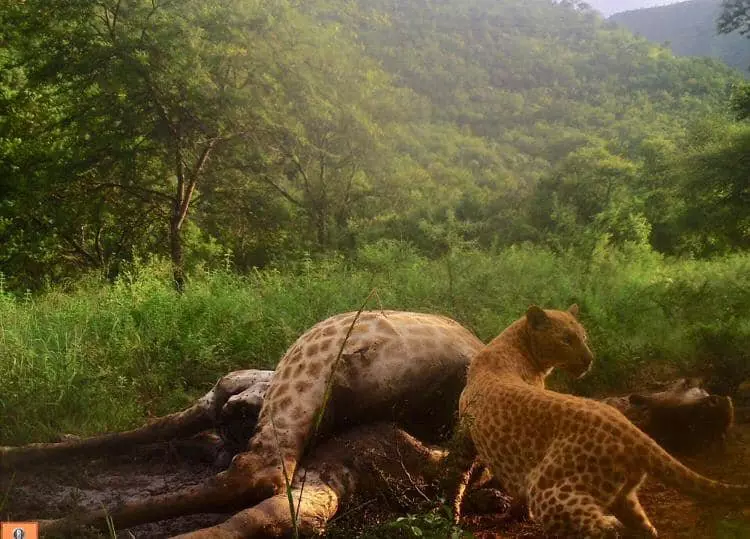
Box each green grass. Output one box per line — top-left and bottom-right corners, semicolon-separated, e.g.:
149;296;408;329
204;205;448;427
3;240;750;444
357;507;471;538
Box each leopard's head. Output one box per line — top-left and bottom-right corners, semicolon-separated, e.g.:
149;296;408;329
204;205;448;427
525;304;594;379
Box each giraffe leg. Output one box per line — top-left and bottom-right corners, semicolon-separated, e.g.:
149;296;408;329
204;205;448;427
39;423;448;538
222;391;329;498
176;423;450;539
441;420;479;524
0;369;272;470
171;475;341;539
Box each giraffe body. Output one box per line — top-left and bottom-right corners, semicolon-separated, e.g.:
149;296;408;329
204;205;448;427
460;306;750;538
225;310;484;496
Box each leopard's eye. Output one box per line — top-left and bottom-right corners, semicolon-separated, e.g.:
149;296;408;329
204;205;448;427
563;332;575;345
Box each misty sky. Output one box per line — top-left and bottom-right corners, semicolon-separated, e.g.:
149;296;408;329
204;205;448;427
586;0;685;17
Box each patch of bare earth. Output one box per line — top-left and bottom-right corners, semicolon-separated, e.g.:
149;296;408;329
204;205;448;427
632;419;750;539
0;434;230;538
3;422;750;538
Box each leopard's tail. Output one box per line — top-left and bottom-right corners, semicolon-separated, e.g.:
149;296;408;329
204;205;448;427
638;427;750;503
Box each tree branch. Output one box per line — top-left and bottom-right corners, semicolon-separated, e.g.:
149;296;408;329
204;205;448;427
175;140;216;231
57;229;100;268
291;154;313;198
90;182;173;203
259;175;305;209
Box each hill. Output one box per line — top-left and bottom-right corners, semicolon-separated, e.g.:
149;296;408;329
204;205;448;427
318;0;743;247
0;0;746;289
588;0;681;17
337;0;738;146
610;0;750;72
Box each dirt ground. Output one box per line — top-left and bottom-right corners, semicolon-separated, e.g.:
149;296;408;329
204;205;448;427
3;420;750;538
0;434;231;538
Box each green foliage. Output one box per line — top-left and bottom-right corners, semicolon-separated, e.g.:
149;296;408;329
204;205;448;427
4;243;750;444
0;0;747;289
720;0;750;37
730;80;750;119
533;142;650;253
3;4;750;534
1;0;292;285
355;506;472;538
654;117;750;256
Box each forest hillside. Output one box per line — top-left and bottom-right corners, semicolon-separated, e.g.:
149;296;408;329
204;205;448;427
2;0;750;424
610;0;750;72
1;0;747;291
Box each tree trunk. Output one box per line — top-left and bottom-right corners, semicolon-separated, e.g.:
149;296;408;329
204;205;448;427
169;139;213;292
314;212;328;247
170;210;186;292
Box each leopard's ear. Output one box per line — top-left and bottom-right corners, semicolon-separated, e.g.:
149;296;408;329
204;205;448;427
568;304;580;318
526;305;550;329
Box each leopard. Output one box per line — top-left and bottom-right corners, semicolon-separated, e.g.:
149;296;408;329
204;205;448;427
459;304;750;538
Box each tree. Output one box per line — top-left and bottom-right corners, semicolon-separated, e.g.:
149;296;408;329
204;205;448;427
254;20;399;249
672;119;750;255
532;144;648;252
718;0;750;37
0;0;744;290
4;0;291;289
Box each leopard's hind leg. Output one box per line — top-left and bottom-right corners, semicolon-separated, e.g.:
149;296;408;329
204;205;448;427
528;478;624;539
609;474;657;538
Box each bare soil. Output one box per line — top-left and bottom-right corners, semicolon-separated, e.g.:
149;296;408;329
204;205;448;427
0;434;230;538
3;421;750;538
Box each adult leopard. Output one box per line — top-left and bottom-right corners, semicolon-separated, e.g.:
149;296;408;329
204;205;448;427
459;305;750;538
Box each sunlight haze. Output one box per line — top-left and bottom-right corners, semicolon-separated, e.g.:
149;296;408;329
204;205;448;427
587;0;685;16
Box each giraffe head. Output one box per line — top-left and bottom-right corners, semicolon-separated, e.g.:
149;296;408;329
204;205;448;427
525;304;593;379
